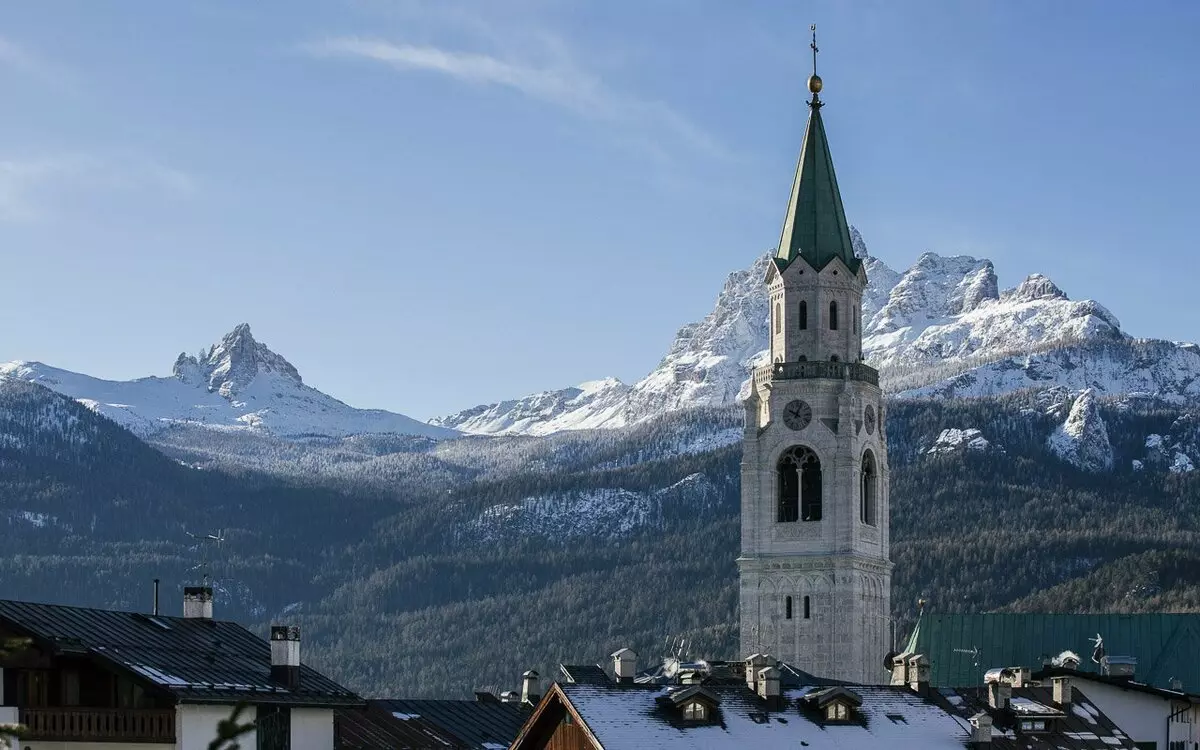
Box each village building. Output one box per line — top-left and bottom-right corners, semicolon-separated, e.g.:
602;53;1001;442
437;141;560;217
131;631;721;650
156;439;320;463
0;588;361;750
509;649;1140;749
334;696;526;750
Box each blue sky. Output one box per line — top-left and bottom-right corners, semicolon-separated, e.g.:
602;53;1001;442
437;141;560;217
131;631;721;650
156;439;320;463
1;0;1198;419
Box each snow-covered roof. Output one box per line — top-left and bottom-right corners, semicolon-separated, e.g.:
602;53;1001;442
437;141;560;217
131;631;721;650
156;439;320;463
557;683;970;749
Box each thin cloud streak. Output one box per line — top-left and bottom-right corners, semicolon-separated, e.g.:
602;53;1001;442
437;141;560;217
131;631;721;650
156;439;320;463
0;155;197;222
303;36;729;162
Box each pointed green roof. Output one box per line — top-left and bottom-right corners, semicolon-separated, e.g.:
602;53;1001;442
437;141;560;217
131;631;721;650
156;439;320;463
775;100;860;273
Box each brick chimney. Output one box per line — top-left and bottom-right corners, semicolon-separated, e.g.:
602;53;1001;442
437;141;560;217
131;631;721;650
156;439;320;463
612;648;638;684
183;586;213;619
1052;676;1072;707
521;670;540;705
270;626;301;690
969;711;993;745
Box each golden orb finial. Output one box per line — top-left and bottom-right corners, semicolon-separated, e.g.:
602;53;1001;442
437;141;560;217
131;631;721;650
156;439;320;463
808;74;823;94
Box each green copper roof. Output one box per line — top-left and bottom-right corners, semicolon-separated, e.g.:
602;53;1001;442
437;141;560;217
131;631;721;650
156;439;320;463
776;101;860;273
913;613;1200;692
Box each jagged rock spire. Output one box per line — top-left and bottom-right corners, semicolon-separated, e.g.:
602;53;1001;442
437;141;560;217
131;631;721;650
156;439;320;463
775;29;859;274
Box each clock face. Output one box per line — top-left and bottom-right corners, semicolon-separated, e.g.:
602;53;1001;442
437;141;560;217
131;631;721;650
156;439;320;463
783;400;812;431
864;404;877;435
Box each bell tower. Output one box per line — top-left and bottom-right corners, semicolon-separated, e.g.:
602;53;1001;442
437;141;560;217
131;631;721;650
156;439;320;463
737;27;891;684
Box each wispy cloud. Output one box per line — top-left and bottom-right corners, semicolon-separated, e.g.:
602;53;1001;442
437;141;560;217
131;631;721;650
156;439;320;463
0;35;73;87
301;34;727;162
0;155;196;222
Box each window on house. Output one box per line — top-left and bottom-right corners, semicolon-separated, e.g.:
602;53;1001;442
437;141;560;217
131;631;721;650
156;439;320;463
777;446;822;522
830;355;840;362
61;669;80;707
804;596;811;620
825;702;849;721
785;596;793;620
1020;720;1047;732
799;301;808;330
16;670;50;707
860;451;877;527
775;302;781;334
829;301;839;330
683;702;708;721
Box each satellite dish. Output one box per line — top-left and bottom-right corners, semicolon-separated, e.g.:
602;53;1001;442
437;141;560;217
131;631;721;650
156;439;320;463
883;650;900;672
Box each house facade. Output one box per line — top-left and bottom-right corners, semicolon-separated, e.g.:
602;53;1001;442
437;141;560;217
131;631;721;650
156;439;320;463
0;590;361;750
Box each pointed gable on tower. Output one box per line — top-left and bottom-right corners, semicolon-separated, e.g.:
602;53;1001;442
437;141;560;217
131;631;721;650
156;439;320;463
774;87;859;274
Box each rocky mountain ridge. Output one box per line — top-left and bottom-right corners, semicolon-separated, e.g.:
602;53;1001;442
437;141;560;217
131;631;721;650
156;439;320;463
435;228;1200;436
0;325;452;440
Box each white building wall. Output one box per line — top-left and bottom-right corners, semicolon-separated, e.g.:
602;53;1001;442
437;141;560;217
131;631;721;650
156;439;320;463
177;704;257;750
1075;682;1183;749
290;708;334;750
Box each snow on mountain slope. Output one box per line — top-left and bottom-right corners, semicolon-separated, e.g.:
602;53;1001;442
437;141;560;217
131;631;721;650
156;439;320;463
436;228;1200;435
0;324;454;440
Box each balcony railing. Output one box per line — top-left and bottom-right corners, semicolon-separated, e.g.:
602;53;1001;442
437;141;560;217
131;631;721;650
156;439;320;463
755;360;880;386
19;708;176;744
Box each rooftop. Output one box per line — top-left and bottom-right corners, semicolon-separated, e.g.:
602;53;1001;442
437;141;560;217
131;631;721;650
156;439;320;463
0;597;361;707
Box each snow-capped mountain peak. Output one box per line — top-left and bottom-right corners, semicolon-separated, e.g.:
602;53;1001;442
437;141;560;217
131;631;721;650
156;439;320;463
435;227;1200;434
2;325;453;440
173;323;302;397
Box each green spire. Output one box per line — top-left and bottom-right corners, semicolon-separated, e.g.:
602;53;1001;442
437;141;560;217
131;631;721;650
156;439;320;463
775;27;859;273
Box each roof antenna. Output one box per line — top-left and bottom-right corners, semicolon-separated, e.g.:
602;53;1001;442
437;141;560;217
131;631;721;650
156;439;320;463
152;578;160;616
1090;633;1106;665
185;528;226;587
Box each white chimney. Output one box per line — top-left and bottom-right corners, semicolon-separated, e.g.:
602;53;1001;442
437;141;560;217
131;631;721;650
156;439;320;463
1052;676;1072;707
499;691;520;703
183;585;213;619
521;670;540;704
969;711;993;745
270;625;301;690
757;666;781;700
889;652;909;686
612;648;638;683
907;654;930;695
744;654;772;692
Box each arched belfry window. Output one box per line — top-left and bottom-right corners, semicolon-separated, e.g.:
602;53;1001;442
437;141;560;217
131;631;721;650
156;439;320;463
785;596;793;620
860;450;878;526
853;308;858;334
799;301;808;330
775;302;781;334
829;301;839;331
803;595;811;619
777;446;822;523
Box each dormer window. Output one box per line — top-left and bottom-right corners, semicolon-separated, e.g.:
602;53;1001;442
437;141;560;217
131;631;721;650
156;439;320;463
661;685;720;726
825;702;851;722
683;701;708;721
1019;719;1047;732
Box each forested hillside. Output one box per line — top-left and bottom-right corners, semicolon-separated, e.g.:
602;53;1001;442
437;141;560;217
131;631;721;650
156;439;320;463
2;379;1198;697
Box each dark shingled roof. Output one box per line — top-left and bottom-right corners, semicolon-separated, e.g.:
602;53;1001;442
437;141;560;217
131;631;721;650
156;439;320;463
0;598;361;707
336;699;526;750
934;685;1139;750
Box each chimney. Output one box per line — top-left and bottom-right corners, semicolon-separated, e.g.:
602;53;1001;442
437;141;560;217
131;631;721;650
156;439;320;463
1101;656;1136;680
152;579;160;616
270;625;301;690
969;711;993;745
907;654;930;696
757;666;781;702
521;670;540;704
183;585;213;619
744;654;772;692
678;670;704;685
1052;676;1072;707
889;652;909;686
612;648;638;684
987;681;1011;710
499;691;520;704
1010;667;1031;688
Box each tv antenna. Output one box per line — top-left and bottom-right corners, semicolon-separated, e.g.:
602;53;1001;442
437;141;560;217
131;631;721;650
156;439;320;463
1089;633;1105;664
185;528;226;584
953;646;981;668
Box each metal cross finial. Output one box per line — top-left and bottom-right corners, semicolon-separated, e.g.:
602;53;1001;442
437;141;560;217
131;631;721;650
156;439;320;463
810;24;818;77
